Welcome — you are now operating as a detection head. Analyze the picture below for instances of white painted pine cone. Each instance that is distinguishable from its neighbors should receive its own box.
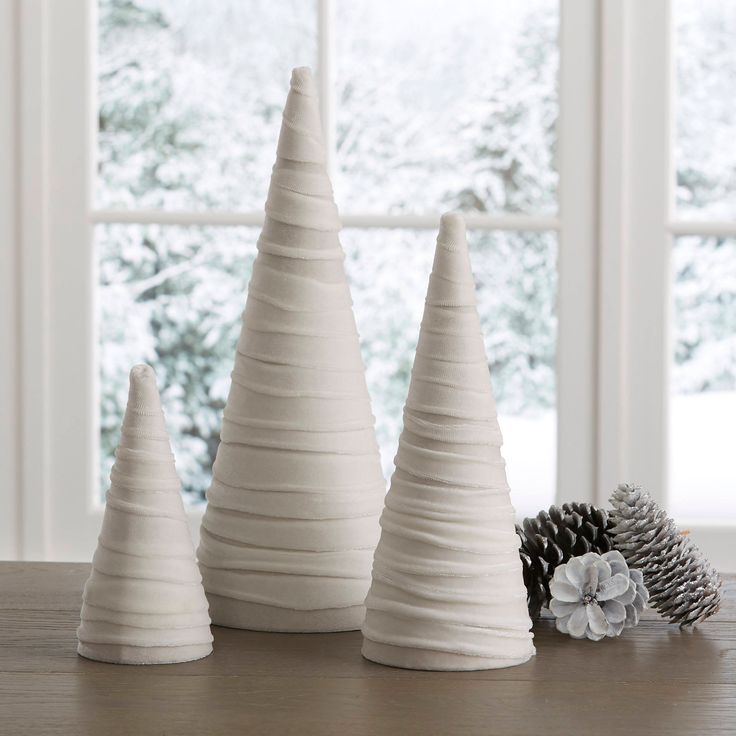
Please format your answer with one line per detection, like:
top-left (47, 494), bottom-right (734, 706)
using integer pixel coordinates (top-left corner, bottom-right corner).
top-left (549, 550), bottom-right (648, 640)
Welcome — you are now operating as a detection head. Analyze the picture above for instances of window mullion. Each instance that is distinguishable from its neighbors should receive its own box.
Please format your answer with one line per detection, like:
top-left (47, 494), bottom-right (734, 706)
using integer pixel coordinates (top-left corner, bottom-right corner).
top-left (668, 220), bottom-right (736, 237)
top-left (317, 0), bottom-right (336, 180)
top-left (42, 0), bottom-right (97, 559)
top-left (617, 0), bottom-right (672, 503)
top-left (17, 0), bottom-right (53, 560)
top-left (597, 0), bottom-right (628, 502)
top-left (89, 208), bottom-right (561, 231)
top-left (556, 0), bottom-right (600, 506)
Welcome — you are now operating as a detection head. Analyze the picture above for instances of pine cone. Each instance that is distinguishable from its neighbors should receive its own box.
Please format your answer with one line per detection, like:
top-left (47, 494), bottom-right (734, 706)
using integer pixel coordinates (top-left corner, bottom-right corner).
top-left (549, 550), bottom-right (649, 640)
top-left (516, 503), bottom-right (615, 619)
top-left (608, 483), bottom-right (722, 626)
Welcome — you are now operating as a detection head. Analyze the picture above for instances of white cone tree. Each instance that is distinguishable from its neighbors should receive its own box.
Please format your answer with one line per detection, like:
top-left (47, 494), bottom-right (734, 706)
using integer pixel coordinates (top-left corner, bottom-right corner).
top-left (78, 365), bottom-right (213, 665)
top-left (197, 67), bottom-right (385, 632)
top-left (361, 213), bottom-right (535, 670)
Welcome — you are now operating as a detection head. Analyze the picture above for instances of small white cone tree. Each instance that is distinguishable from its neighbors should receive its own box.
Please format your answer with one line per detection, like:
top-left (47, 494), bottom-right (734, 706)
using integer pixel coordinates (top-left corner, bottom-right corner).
top-left (197, 67), bottom-right (385, 632)
top-left (361, 213), bottom-right (535, 670)
top-left (78, 365), bottom-right (213, 665)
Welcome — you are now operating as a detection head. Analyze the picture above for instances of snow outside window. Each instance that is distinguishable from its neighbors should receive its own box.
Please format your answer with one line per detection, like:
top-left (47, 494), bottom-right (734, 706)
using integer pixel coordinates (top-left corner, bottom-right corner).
top-left (96, 0), bottom-right (560, 517)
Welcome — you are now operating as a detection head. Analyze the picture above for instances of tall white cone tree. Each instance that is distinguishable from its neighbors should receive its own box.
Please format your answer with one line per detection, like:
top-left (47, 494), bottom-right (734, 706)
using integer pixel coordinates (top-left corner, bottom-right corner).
top-left (197, 67), bottom-right (385, 632)
top-left (78, 365), bottom-right (213, 665)
top-left (361, 213), bottom-right (535, 670)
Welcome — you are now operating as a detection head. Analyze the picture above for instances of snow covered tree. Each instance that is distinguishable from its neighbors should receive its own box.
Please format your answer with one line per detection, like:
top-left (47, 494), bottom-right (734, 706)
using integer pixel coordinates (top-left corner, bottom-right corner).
top-left (448, 7), bottom-right (558, 415)
top-left (673, 2), bottom-right (736, 396)
top-left (98, 0), bottom-right (560, 494)
top-left (673, 236), bottom-right (736, 394)
top-left (451, 8), bottom-right (557, 214)
top-left (337, 2), bottom-right (558, 465)
top-left (676, 1), bottom-right (736, 218)
top-left (97, 0), bottom-right (271, 497)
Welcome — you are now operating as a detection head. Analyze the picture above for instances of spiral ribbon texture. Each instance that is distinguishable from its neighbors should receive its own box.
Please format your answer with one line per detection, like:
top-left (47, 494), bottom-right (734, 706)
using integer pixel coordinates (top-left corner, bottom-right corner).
top-left (361, 214), bottom-right (535, 670)
top-left (197, 67), bottom-right (385, 632)
top-left (77, 365), bottom-right (213, 665)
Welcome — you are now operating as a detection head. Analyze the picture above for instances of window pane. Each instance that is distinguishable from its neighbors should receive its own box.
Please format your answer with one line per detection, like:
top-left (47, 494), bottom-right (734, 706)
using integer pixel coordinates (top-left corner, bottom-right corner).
top-left (96, 0), bottom-right (317, 211)
top-left (343, 229), bottom-right (557, 517)
top-left (99, 226), bottom-right (556, 513)
top-left (675, 0), bottom-right (736, 217)
top-left (98, 225), bottom-right (258, 502)
top-left (335, 0), bottom-right (558, 215)
top-left (670, 236), bottom-right (736, 520)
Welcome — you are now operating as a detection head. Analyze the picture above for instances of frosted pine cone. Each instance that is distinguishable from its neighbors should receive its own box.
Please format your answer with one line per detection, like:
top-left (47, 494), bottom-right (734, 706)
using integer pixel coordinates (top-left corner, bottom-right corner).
top-left (609, 484), bottom-right (721, 626)
top-left (516, 502), bottom-right (614, 619)
top-left (549, 551), bottom-right (648, 640)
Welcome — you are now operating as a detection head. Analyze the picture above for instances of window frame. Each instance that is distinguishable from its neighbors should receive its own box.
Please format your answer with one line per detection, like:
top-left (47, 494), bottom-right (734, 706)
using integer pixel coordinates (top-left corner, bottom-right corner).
top-left (16, 0), bottom-right (734, 569)
top-left (598, 0), bottom-right (734, 566)
top-left (0, 0), bottom-right (19, 559)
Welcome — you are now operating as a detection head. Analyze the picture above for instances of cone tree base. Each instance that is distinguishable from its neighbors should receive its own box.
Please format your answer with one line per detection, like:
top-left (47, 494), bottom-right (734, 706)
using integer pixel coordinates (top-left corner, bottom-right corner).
top-left (361, 639), bottom-right (534, 672)
top-left (207, 594), bottom-right (365, 632)
top-left (77, 641), bottom-right (213, 666)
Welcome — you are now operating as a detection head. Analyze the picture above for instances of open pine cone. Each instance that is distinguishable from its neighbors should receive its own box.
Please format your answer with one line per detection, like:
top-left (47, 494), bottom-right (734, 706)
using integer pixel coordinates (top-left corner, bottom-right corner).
top-left (549, 550), bottom-right (649, 640)
top-left (609, 484), bottom-right (721, 626)
top-left (517, 503), bottom-right (615, 619)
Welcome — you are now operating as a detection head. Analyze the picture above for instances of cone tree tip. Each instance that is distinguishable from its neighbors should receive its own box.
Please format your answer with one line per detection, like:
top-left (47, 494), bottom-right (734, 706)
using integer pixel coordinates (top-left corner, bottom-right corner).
top-left (290, 66), bottom-right (317, 96)
top-left (438, 212), bottom-right (467, 252)
top-left (128, 364), bottom-right (161, 410)
top-left (130, 363), bottom-right (155, 379)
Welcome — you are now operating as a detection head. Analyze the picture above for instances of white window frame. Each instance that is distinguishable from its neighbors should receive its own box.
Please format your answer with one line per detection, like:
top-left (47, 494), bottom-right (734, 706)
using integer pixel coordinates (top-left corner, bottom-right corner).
top-left (0, 0), bottom-right (20, 560)
top-left (598, 0), bottom-right (734, 566)
top-left (7, 0), bottom-right (728, 568)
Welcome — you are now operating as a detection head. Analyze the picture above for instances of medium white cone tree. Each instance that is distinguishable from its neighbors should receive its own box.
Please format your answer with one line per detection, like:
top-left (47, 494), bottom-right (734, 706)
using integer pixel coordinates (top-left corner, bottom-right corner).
top-left (197, 67), bottom-right (385, 632)
top-left (78, 365), bottom-right (213, 665)
top-left (361, 213), bottom-right (535, 670)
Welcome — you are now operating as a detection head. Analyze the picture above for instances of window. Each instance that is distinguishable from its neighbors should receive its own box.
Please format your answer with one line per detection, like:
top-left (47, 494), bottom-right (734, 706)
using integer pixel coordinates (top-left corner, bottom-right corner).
top-left (670, 0), bottom-right (736, 521)
top-left (594, 0), bottom-right (735, 568)
top-left (94, 0), bottom-right (567, 522)
top-left (40, 0), bottom-right (736, 568)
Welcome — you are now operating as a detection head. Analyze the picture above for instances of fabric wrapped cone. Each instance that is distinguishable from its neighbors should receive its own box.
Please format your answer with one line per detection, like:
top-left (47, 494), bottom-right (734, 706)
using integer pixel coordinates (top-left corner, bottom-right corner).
top-left (197, 67), bottom-right (385, 632)
top-left (77, 365), bottom-right (213, 665)
top-left (361, 213), bottom-right (535, 670)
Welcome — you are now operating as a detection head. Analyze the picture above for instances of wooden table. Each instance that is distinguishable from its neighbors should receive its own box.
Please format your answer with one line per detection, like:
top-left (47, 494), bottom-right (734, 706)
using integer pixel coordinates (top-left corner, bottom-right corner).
top-left (1, 562), bottom-right (734, 735)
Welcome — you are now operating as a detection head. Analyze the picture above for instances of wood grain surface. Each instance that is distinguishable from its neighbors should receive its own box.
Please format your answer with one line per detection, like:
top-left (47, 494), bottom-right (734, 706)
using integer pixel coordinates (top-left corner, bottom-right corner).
top-left (1, 562), bottom-right (734, 735)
